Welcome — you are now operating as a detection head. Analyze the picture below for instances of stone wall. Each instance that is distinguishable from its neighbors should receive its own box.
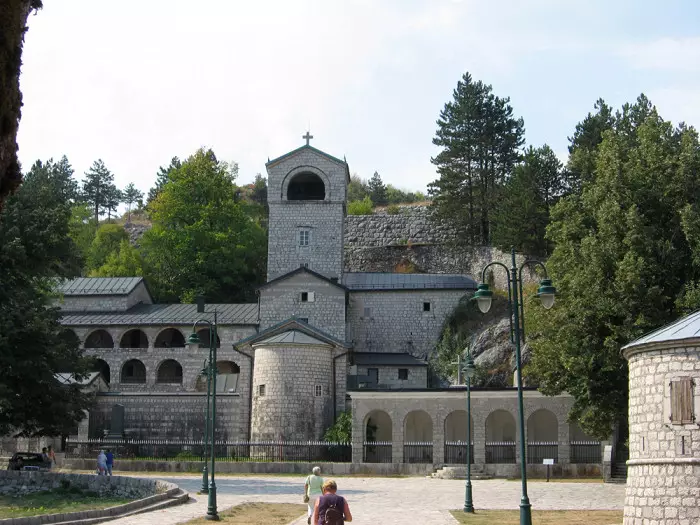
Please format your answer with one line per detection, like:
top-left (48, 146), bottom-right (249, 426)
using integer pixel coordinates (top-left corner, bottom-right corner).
top-left (623, 344), bottom-right (700, 524)
top-left (353, 365), bottom-right (427, 389)
top-left (347, 290), bottom-right (468, 359)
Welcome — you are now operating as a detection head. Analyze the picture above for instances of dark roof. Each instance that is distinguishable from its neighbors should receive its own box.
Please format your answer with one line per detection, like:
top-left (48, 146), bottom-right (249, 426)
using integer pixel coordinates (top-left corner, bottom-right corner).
top-left (59, 277), bottom-right (144, 296)
top-left (259, 267), bottom-right (348, 291)
top-left (61, 303), bottom-right (259, 326)
top-left (343, 273), bottom-right (477, 291)
top-left (265, 145), bottom-right (350, 182)
top-left (235, 317), bottom-right (351, 348)
top-left (623, 309), bottom-right (700, 350)
top-left (353, 352), bottom-right (427, 367)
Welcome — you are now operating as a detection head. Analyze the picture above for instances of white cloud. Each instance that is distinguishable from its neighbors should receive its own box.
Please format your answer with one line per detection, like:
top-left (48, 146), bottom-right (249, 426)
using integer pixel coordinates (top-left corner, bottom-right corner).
top-left (620, 37), bottom-right (700, 71)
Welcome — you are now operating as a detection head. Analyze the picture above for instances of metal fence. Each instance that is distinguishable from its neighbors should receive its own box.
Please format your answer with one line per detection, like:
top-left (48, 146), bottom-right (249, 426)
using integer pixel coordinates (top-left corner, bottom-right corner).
top-left (363, 441), bottom-right (392, 463)
top-left (570, 441), bottom-right (601, 463)
top-left (485, 441), bottom-right (516, 464)
top-left (527, 442), bottom-right (558, 464)
top-left (444, 441), bottom-right (474, 464)
top-left (403, 442), bottom-right (433, 464)
top-left (65, 439), bottom-right (351, 463)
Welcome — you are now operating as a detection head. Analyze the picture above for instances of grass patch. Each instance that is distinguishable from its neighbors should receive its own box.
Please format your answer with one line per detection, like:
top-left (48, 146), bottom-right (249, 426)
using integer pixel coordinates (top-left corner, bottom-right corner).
top-left (450, 509), bottom-right (622, 525)
top-left (0, 489), bottom-right (131, 518)
top-left (184, 502), bottom-right (306, 524)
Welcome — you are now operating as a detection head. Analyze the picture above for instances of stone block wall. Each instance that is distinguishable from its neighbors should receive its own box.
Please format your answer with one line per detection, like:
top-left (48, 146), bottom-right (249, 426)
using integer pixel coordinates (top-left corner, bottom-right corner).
top-left (623, 344), bottom-right (700, 524)
top-left (259, 272), bottom-right (346, 340)
top-left (347, 290), bottom-right (467, 359)
top-left (354, 365), bottom-right (427, 389)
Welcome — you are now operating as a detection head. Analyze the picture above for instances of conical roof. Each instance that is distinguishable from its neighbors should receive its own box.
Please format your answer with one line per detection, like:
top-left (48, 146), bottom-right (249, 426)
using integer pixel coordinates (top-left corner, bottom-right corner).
top-left (622, 309), bottom-right (700, 352)
top-left (253, 329), bottom-right (331, 347)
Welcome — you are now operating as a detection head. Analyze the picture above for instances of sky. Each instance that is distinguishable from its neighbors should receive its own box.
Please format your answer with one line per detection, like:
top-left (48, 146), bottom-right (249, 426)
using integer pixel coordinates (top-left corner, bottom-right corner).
top-left (17, 0), bottom-right (700, 197)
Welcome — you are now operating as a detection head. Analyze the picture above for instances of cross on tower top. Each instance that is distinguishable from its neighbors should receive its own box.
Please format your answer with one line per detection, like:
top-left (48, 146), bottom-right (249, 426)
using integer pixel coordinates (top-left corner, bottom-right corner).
top-left (302, 131), bottom-right (314, 146)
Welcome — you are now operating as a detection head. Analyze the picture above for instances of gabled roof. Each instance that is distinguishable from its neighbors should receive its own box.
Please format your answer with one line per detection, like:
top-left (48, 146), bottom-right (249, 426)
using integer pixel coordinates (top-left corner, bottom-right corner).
top-left (259, 267), bottom-right (348, 292)
top-left (235, 317), bottom-right (351, 348)
top-left (59, 277), bottom-right (144, 296)
top-left (55, 372), bottom-right (102, 386)
top-left (266, 145), bottom-right (351, 182)
top-left (255, 329), bottom-right (331, 347)
top-left (344, 272), bottom-right (477, 291)
top-left (61, 303), bottom-right (259, 326)
top-left (623, 309), bottom-right (700, 352)
top-left (353, 352), bottom-right (428, 367)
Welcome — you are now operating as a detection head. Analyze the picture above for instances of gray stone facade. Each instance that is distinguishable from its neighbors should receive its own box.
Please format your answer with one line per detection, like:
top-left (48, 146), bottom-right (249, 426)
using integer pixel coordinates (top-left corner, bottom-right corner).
top-left (59, 281), bottom-right (152, 313)
top-left (623, 336), bottom-right (700, 525)
top-left (352, 365), bottom-right (427, 389)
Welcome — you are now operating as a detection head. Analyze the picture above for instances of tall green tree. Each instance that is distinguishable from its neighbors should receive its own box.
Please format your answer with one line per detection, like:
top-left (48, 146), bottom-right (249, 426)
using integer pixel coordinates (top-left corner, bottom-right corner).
top-left (81, 159), bottom-right (116, 223)
top-left (368, 171), bottom-right (388, 206)
top-left (429, 72), bottom-right (524, 244)
top-left (86, 223), bottom-right (129, 273)
top-left (347, 175), bottom-right (369, 201)
top-left (0, 159), bottom-right (93, 436)
top-left (104, 185), bottom-right (122, 222)
top-left (147, 157), bottom-right (181, 205)
top-left (90, 239), bottom-right (143, 277)
top-left (122, 183), bottom-right (143, 222)
top-left (491, 145), bottom-right (564, 256)
top-left (526, 95), bottom-right (700, 439)
top-left (141, 148), bottom-right (267, 303)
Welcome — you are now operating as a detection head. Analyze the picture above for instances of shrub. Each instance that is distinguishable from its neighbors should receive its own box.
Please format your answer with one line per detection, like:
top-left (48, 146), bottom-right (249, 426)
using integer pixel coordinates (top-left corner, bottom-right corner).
top-left (347, 196), bottom-right (373, 215)
top-left (386, 204), bottom-right (401, 215)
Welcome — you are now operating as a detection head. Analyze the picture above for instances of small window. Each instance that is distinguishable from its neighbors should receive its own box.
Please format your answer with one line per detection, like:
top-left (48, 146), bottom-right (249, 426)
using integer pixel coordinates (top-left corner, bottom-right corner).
top-left (300, 291), bottom-right (315, 302)
top-left (285, 383), bottom-right (294, 395)
top-left (670, 377), bottom-right (695, 424)
top-left (398, 368), bottom-right (409, 380)
top-left (315, 385), bottom-right (322, 397)
top-left (258, 384), bottom-right (266, 397)
top-left (363, 307), bottom-right (371, 318)
top-left (299, 230), bottom-right (310, 246)
top-left (299, 317), bottom-right (309, 323)
top-left (423, 302), bottom-right (431, 312)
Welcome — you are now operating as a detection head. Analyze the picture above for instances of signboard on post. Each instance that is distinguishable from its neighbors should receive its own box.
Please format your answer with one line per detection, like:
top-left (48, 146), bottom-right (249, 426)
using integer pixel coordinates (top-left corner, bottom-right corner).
top-left (543, 458), bottom-right (554, 481)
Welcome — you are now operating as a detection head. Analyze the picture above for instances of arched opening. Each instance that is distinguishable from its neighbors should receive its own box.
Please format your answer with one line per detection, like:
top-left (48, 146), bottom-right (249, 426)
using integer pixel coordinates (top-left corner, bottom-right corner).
top-left (92, 358), bottom-right (110, 384)
top-left (526, 409), bottom-right (558, 463)
top-left (485, 409), bottom-right (516, 463)
top-left (121, 359), bottom-right (146, 384)
top-left (444, 410), bottom-right (474, 464)
top-left (84, 329), bottom-right (114, 349)
top-left (363, 410), bottom-right (392, 463)
top-left (154, 328), bottom-right (186, 348)
top-left (287, 172), bottom-right (325, 200)
top-left (569, 421), bottom-right (601, 463)
top-left (404, 410), bottom-right (433, 463)
top-left (216, 361), bottom-right (239, 392)
top-left (120, 329), bottom-right (149, 349)
top-left (157, 359), bottom-right (183, 384)
top-left (196, 328), bottom-right (221, 348)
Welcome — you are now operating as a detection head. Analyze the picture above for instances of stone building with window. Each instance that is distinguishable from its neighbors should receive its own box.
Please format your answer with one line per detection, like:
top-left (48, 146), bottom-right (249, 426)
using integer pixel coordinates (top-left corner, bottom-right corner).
top-left (54, 139), bottom-right (599, 474)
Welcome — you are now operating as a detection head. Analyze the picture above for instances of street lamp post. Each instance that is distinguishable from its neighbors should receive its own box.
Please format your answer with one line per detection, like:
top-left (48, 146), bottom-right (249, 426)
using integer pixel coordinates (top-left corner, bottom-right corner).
top-left (187, 303), bottom-right (220, 521)
top-left (200, 356), bottom-right (211, 494)
top-left (472, 247), bottom-right (556, 525)
top-left (463, 349), bottom-right (476, 513)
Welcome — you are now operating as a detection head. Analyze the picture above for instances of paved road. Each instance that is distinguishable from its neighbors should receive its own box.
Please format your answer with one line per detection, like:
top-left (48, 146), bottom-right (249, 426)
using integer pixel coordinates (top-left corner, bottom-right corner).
top-left (107, 474), bottom-right (626, 525)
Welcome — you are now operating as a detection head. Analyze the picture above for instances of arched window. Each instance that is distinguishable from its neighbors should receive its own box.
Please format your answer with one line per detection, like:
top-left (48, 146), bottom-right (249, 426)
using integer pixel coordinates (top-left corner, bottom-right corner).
top-left (196, 328), bottom-right (221, 348)
top-left (154, 328), bottom-right (186, 348)
top-left (157, 359), bottom-right (183, 384)
top-left (92, 359), bottom-right (110, 384)
top-left (216, 361), bottom-right (239, 392)
top-left (121, 359), bottom-right (146, 384)
top-left (84, 330), bottom-right (114, 349)
top-left (287, 172), bottom-right (325, 200)
top-left (120, 329), bottom-right (149, 349)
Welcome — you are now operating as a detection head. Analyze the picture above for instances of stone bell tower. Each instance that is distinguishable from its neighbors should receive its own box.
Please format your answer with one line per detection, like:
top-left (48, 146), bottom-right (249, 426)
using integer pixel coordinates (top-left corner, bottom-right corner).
top-left (265, 133), bottom-right (349, 281)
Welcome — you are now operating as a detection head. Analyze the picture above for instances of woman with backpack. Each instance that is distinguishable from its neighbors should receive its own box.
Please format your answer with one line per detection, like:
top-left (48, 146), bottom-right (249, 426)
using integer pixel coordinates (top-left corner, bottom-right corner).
top-left (313, 479), bottom-right (352, 525)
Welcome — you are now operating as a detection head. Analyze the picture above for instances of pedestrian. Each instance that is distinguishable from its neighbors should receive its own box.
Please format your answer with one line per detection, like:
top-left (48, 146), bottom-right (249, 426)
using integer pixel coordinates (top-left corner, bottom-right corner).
top-left (47, 445), bottom-right (56, 468)
top-left (41, 447), bottom-right (51, 469)
top-left (96, 450), bottom-right (107, 476)
top-left (105, 449), bottom-right (114, 476)
top-left (313, 479), bottom-right (352, 525)
top-left (304, 466), bottom-right (324, 524)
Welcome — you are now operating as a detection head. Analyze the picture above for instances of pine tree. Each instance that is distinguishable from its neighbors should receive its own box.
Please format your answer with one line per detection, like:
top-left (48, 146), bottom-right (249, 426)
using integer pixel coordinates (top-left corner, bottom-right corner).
top-left (104, 185), bottom-right (122, 222)
top-left (122, 183), bottom-right (143, 222)
top-left (368, 171), bottom-right (388, 206)
top-left (81, 159), bottom-right (115, 223)
top-left (429, 72), bottom-right (524, 244)
top-left (147, 157), bottom-right (181, 205)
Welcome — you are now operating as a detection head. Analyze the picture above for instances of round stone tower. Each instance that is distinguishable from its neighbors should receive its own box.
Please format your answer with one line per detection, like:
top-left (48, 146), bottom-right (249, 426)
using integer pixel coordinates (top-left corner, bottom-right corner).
top-left (250, 330), bottom-right (335, 441)
top-left (622, 312), bottom-right (700, 524)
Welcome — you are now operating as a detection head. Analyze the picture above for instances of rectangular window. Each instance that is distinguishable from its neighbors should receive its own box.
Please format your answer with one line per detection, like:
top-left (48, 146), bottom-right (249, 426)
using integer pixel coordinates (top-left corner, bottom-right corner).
top-left (299, 230), bottom-right (310, 246)
top-left (423, 302), bottom-right (431, 312)
top-left (670, 377), bottom-right (695, 424)
top-left (300, 291), bottom-right (315, 302)
top-left (315, 385), bottom-right (322, 397)
top-left (258, 384), bottom-right (266, 396)
top-left (398, 368), bottom-right (409, 380)
top-left (299, 317), bottom-right (309, 323)
top-left (363, 307), bottom-right (371, 318)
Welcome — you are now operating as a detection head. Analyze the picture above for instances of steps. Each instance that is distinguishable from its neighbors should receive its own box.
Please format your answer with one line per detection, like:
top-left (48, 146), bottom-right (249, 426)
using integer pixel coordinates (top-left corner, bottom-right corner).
top-left (431, 465), bottom-right (493, 480)
top-left (607, 447), bottom-right (628, 484)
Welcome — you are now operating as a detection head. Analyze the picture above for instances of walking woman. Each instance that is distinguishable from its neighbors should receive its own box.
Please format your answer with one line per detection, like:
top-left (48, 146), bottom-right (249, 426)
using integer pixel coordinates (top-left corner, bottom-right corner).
top-left (313, 479), bottom-right (352, 525)
top-left (304, 466), bottom-right (324, 524)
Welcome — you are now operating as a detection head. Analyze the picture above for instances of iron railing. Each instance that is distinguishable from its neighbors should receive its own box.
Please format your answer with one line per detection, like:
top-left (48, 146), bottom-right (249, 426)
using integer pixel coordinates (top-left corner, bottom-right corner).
top-left (444, 441), bottom-right (474, 464)
top-left (485, 441), bottom-right (516, 464)
top-left (527, 442), bottom-right (558, 464)
top-left (403, 441), bottom-right (433, 464)
top-left (363, 441), bottom-right (392, 463)
top-left (570, 441), bottom-right (601, 463)
top-left (65, 438), bottom-right (351, 463)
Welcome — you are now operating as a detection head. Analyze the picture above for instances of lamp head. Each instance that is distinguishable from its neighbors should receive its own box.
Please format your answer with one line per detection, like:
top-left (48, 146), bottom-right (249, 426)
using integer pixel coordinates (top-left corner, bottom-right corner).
top-left (187, 332), bottom-right (201, 346)
top-left (463, 354), bottom-right (476, 380)
top-left (537, 279), bottom-right (556, 310)
top-left (473, 283), bottom-right (493, 314)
